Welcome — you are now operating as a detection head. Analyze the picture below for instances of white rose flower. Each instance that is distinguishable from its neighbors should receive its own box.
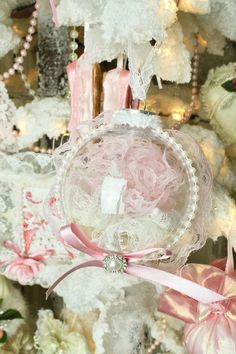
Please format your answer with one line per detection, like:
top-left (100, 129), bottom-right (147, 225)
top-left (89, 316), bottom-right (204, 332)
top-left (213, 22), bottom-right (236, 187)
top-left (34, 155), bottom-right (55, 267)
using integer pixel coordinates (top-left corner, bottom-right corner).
top-left (35, 310), bottom-right (91, 354)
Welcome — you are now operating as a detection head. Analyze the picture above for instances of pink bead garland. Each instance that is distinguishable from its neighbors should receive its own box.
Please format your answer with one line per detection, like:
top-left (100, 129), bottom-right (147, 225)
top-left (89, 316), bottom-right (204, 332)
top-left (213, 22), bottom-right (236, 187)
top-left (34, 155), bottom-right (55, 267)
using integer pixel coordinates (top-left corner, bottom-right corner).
top-left (0, 1), bottom-right (39, 82)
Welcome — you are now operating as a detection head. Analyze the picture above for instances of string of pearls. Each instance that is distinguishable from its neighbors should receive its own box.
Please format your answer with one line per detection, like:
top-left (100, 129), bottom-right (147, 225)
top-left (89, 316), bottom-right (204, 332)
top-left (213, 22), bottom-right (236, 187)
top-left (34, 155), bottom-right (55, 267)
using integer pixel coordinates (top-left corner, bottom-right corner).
top-left (69, 27), bottom-right (79, 62)
top-left (147, 317), bottom-right (167, 353)
top-left (31, 145), bottom-right (52, 154)
top-left (0, 1), bottom-right (39, 81)
top-left (18, 65), bottom-right (36, 97)
top-left (172, 40), bottom-right (199, 129)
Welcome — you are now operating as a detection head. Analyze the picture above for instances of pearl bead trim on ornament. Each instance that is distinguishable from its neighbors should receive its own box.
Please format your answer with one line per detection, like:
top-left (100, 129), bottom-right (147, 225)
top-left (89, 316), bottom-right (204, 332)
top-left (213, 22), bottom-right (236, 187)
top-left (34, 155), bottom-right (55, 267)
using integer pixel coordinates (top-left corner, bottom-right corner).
top-left (0, 1), bottom-right (39, 82)
top-left (54, 111), bottom-right (199, 252)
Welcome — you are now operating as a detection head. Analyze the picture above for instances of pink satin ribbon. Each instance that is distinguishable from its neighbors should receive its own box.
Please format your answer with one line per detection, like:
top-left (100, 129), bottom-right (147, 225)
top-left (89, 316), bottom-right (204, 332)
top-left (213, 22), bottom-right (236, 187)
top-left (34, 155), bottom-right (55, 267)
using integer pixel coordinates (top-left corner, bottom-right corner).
top-left (103, 68), bottom-right (138, 111)
top-left (49, 0), bottom-right (59, 27)
top-left (67, 60), bottom-right (79, 132)
top-left (1, 240), bottom-right (54, 263)
top-left (67, 54), bottom-right (95, 134)
top-left (159, 240), bottom-right (236, 354)
top-left (46, 224), bottom-right (225, 303)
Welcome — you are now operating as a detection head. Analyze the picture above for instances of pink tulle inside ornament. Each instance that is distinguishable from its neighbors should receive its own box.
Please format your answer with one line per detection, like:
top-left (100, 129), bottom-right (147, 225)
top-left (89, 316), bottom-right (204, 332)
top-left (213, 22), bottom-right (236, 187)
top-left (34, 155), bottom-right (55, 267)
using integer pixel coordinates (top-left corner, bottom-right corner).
top-left (74, 134), bottom-right (185, 216)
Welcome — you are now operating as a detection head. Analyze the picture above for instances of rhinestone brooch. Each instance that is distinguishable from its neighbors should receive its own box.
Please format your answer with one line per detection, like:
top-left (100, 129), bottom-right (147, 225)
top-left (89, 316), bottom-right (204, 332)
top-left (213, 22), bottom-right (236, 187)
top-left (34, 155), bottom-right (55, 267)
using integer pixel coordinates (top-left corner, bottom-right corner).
top-left (103, 255), bottom-right (128, 273)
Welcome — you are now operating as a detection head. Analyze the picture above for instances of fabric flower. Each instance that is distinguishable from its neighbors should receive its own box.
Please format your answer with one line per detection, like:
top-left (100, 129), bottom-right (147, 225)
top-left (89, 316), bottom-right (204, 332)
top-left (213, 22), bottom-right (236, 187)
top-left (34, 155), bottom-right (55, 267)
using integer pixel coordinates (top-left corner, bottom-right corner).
top-left (1, 241), bottom-right (54, 284)
top-left (4, 258), bottom-right (44, 284)
top-left (34, 310), bottom-right (91, 354)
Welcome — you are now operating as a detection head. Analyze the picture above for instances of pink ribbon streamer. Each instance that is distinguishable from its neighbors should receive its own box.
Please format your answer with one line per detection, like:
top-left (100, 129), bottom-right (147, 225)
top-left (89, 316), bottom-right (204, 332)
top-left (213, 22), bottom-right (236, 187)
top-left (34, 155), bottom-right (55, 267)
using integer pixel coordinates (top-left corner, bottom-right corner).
top-left (67, 60), bottom-right (79, 132)
top-left (158, 240), bottom-right (236, 354)
top-left (103, 68), bottom-right (139, 111)
top-left (46, 224), bottom-right (225, 303)
top-left (49, 0), bottom-right (59, 27)
top-left (67, 54), bottom-right (96, 134)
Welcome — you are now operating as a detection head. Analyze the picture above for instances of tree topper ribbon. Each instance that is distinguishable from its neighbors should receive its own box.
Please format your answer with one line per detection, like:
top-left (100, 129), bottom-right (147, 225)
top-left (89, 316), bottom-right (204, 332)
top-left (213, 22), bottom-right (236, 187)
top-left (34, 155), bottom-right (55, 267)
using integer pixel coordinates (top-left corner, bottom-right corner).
top-left (46, 224), bottom-right (225, 304)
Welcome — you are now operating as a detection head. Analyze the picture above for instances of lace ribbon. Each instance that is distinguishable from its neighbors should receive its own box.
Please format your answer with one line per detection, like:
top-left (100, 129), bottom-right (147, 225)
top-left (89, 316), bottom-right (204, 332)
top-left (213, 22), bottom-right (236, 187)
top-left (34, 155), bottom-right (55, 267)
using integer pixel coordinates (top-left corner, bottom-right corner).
top-left (46, 224), bottom-right (225, 304)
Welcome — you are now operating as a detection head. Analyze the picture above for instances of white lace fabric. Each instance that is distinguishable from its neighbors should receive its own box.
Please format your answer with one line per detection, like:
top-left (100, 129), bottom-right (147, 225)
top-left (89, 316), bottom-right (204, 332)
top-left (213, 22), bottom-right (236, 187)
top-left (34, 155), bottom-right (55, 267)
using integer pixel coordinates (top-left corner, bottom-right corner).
top-left (0, 152), bottom-right (73, 286)
top-left (0, 82), bottom-right (17, 152)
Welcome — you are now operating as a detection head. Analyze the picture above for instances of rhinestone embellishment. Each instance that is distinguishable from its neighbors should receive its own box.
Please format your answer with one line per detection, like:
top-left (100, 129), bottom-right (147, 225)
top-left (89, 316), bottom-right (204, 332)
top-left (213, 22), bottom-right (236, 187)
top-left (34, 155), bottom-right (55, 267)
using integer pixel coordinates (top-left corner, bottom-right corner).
top-left (103, 255), bottom-right (128, 273)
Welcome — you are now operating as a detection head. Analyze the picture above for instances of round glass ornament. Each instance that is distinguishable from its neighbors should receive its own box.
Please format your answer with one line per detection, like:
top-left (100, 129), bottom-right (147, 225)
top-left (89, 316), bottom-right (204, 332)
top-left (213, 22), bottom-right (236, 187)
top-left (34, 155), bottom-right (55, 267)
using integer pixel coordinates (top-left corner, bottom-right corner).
top-left (51, 109), bottom-right (212, 266)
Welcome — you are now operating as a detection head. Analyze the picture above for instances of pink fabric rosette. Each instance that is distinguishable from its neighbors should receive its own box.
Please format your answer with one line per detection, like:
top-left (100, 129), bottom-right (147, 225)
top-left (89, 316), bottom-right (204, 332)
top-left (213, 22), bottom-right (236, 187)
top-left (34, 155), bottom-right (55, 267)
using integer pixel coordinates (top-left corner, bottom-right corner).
top-left (158, 241), bottom-right (236, 354)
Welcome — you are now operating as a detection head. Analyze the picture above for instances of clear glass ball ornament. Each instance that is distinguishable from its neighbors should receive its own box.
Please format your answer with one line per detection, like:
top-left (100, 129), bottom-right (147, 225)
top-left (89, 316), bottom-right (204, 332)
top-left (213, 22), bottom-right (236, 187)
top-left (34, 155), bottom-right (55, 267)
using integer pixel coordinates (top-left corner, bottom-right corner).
top-left (53, 110), bottom-right (212, 266)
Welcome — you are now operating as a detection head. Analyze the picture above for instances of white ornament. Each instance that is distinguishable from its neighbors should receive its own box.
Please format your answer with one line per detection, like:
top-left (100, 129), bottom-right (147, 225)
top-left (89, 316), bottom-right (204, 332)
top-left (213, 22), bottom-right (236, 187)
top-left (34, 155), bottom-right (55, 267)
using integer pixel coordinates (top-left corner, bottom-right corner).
top-left (200, 62), bottom-right (236, 146)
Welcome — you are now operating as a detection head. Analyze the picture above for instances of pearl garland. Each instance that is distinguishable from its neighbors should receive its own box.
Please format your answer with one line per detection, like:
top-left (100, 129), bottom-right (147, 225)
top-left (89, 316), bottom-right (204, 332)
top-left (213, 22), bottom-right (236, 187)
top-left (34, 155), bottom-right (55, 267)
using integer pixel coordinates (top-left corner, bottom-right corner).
top-left (69, 27), bottom-right (79, 62)
top-left (173, 39), bottom-right (200, 129)
top-left (18, 65), bottom-right (36, 97)
top-left (0, 1), bottom-right (39, 82)
top-left (147, 317), bottom-right (167, 353)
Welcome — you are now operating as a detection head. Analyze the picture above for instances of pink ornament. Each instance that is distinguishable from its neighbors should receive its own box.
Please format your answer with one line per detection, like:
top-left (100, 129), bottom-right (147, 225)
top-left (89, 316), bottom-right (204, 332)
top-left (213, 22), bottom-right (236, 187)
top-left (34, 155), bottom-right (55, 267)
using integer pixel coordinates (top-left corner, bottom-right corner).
top-left (159, 241), bottom-right (236, 354)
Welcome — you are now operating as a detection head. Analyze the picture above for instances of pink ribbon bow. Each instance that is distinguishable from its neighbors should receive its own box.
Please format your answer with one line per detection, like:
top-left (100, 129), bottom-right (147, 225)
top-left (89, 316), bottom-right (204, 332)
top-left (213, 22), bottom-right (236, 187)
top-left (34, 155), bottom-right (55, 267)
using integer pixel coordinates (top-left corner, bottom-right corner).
top-left (46, 224), bottom-right (225, 304)
top-left (158, 240), bottom-right (236, 354)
